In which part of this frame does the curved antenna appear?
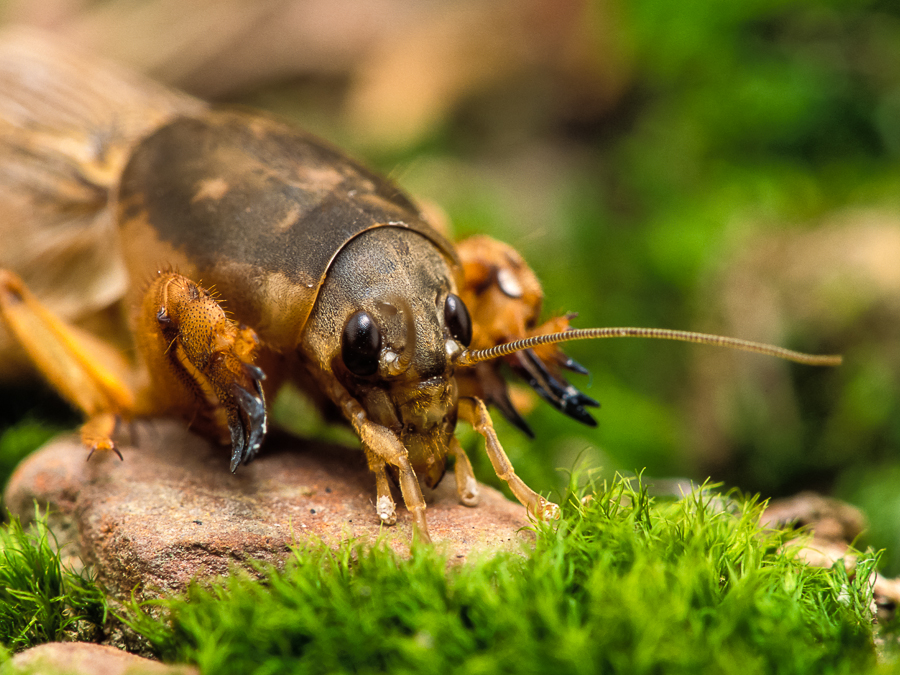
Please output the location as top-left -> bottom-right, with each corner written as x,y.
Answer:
457,327 -> 842,368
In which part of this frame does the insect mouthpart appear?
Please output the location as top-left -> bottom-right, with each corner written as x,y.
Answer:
396,382 -> 458,489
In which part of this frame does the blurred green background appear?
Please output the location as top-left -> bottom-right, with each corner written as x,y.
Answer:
1,0 -> 899,567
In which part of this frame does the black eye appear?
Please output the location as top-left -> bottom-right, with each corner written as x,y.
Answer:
342,311 -> 381,377
444,294 -> 472,347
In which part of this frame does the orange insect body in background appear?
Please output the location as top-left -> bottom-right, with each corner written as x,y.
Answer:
0,31 -> 840,542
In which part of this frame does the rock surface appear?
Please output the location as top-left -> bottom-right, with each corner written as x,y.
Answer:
3,421 -> 533,600
1,642 -> 197,675
761,490 -> 866,544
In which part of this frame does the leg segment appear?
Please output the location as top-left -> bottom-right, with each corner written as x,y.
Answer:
321,375 -> 432,543
135,271 -> 266,471
369,458 -> 398,526
458,396 -> 559,520
359,422 -> 430,542
359,421 -> 430,542
0,269 -> 134,455
450,437 -> 480,507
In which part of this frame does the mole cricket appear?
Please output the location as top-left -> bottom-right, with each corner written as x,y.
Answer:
0,31 -> 841,542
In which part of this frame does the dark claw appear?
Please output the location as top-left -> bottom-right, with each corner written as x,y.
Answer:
228,369 -> 268,472
244,379 -> 268,462
233,382 -> 267,465
573,390 -> 600,409
473,361 -> 535,438
514,349 -> 599,427
85,445 -> 124,462
228,414 -> 245,473
557,355 -> 589,376
492,386 -> 535,438
244,363 -> 266,381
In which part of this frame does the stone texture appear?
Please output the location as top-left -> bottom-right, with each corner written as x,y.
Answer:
1,642 -> 197,675
3,421 -> 533,600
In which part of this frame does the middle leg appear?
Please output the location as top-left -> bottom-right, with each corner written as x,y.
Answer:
458,396 -> 559,520
320,374 -> 432,543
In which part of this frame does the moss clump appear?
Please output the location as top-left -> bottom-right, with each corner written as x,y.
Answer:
127,476 -> 877,674
0,513 -> 107,654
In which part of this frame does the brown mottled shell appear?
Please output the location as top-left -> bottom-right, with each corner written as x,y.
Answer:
116,109 -> 461,348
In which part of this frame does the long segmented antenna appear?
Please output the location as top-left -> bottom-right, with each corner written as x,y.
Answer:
457,327 -> 842,368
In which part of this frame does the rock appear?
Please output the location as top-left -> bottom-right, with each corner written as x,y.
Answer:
3,421 -> 533,600
761,491 -> 866,544
1,642 -> 197,675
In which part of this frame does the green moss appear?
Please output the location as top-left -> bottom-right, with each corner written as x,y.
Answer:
126,476 -> 878,674
0,512 -> 107,652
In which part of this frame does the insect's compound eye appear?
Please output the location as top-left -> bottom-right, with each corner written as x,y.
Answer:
444,294 -> 472,347
342,311 -> 382,377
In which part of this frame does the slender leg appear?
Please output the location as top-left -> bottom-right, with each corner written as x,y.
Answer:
0,269 -> 134,455
321,375 -> 432,543
368,456 -> 397,525
450,437 -> 480,506
458,396 -> 559,520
